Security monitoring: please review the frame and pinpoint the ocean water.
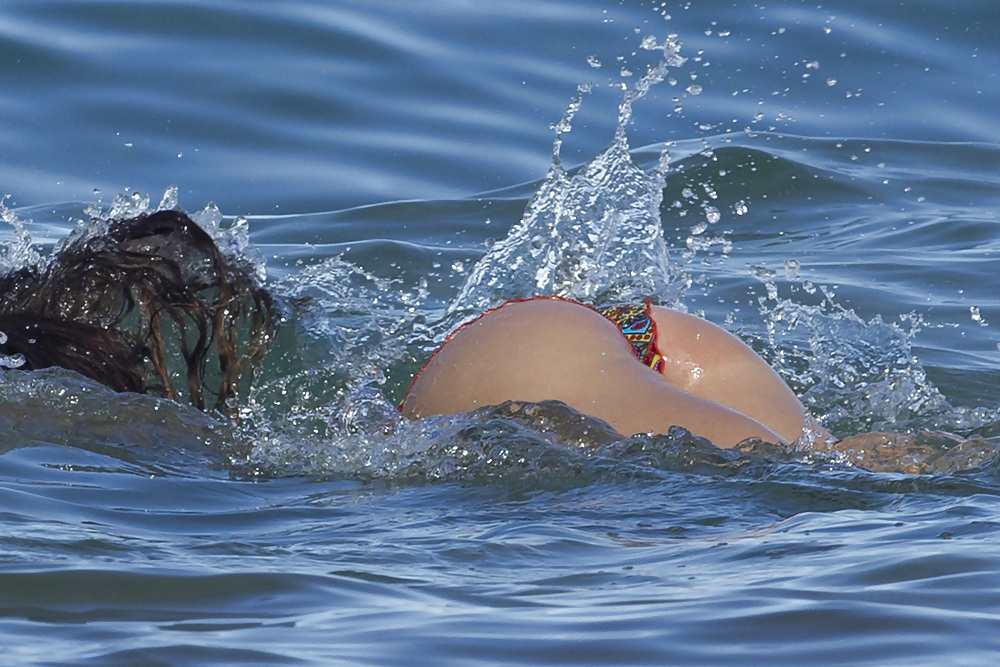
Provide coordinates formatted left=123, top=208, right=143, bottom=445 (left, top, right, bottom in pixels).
left=3, top=0, right=1000, bottom=664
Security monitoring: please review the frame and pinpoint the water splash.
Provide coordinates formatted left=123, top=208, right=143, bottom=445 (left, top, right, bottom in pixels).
left=749, top=268, right=998, bottom=436
left=0, top=199, right=37, bottom=371
left=244, top=35, right=703, bottom=471
left=77, top=186, right=269, bottom=284
left=0, top=196, right=42, bottom=275
left=238, top=253, right=436, bottom=441
left=450, top=36, right=689, bottom=315
left=236, top=397, right=781, bottom=484
left=0, top=331, right=25, bottom=370
left=241, top=34, right=710, bottom=478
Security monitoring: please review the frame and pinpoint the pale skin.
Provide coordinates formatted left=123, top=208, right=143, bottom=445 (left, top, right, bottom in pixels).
left=402, top=297, right=833, bottom=448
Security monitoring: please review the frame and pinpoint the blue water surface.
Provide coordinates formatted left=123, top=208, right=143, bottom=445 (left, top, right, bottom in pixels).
left=2, top=0, right=1000, bottom=664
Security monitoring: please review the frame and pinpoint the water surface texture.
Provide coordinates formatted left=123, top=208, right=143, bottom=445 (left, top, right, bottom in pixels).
left=3, top=1, right=1000, bottom=664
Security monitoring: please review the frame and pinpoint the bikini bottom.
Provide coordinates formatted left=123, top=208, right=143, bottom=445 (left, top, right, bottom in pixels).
left=596, top=297, right=664, bottom=373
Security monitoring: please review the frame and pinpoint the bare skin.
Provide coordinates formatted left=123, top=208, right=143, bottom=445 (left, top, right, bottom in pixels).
left=402, top=298, right=830, bottom=448
left=648, top=306, right=828, bottom=443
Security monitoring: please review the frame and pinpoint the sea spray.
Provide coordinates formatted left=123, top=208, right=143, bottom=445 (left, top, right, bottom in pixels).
left=77, top=187, right=269, bottom=284
left=0, top=199, right=38, bottom=371
left=0, top=196, right=42, bottom=275
left=450, top=35, right=689, bottom=315
left=747, top=266, right=1000, bottom=436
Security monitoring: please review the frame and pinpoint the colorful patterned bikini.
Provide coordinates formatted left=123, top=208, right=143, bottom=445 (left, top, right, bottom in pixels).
left=597, top=298, right=665, bottom=373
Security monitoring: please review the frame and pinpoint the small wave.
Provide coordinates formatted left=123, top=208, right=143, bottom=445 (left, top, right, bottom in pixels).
left=0, top=367, right=233, bottom=471
left=236, top=393, right=1000, bottom=494
left=238, top=396, right=771, bottom=483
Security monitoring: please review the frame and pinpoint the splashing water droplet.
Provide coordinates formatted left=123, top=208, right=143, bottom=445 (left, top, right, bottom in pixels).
left=191, top=202, right=223, bottom=236
left=0, top=198, right=42, bottom=275
left=0, top=330, right=24, bottom=371
left=158, top=185, right=179, bottom=211
left=784, top=259, right=801, bottom=281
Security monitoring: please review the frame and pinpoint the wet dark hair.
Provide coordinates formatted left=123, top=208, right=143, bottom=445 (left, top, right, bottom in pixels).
left=0, top=210, right=278, bottom=415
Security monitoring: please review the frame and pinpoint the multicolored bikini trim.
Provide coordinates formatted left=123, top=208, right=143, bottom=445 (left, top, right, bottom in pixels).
left=598, top=298, right=665, bottom=373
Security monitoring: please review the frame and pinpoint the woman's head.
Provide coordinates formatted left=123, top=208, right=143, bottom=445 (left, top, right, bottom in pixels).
left=0, top=210, right=278, bottom=415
